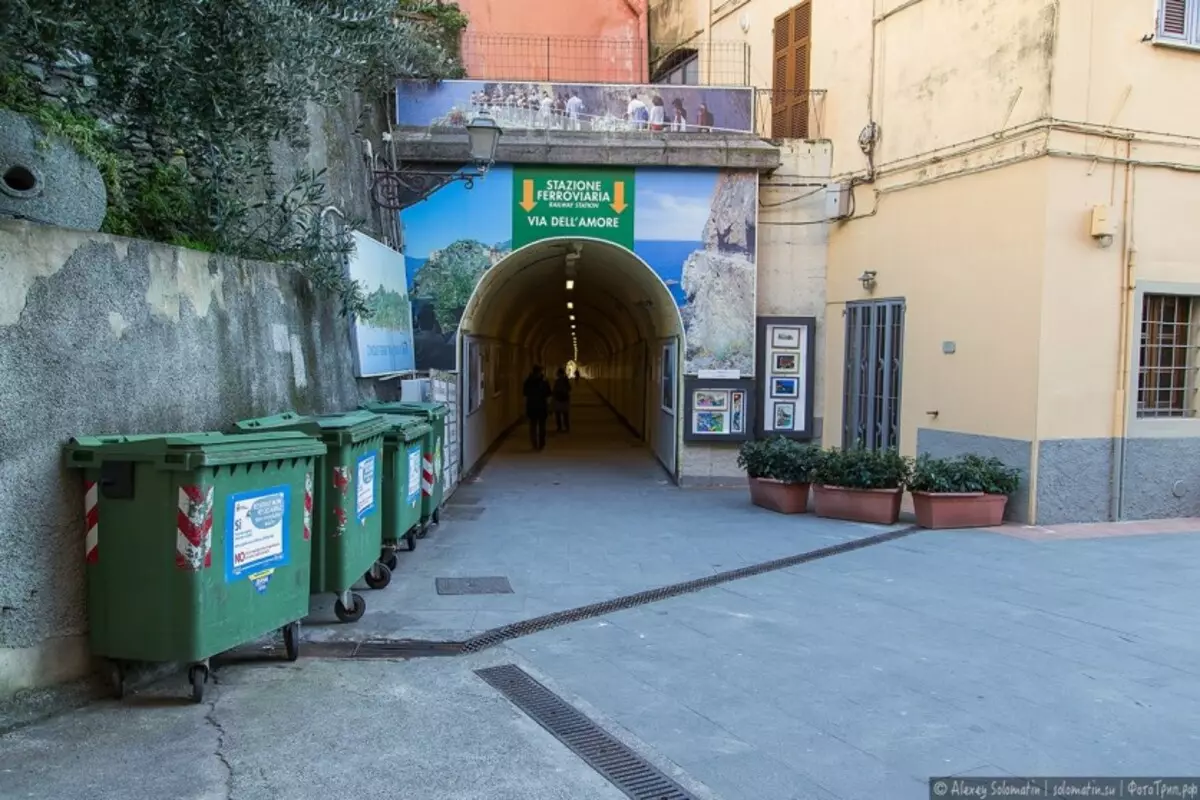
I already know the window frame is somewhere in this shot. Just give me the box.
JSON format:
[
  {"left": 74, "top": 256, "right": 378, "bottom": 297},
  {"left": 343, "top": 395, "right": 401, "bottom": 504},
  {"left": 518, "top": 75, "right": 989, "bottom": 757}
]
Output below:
[
  {"left": 1128, "top": 282, "right": 1200, "bottom": 438},
  {"left": 1156, "top": 0, "right": 1200, "bottom": 49}
]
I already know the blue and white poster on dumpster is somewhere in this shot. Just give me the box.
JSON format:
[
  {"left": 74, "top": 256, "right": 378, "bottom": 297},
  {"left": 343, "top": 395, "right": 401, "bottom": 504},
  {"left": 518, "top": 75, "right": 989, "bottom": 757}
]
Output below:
[
  {"left": 407, "top": 444, "right": 422, "bottom": 506},
  {"left": 226, "top": 485, "right": 291, "bottom": 584}
]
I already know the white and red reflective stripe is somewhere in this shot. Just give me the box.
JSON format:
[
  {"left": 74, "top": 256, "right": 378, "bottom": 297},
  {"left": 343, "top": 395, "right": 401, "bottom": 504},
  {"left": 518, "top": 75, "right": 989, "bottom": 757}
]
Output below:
[
  {"left": 176, "top": 485, "right": 214, "bottom": 570},
  {"left": 83, "top": 480, "right": 99, "bottom": 564},
  {"left": 421, "top": 454, "right": 435, "bottom": 496},
  {"left": 303, "top": 471, "right": 313, "bottom": 541}
]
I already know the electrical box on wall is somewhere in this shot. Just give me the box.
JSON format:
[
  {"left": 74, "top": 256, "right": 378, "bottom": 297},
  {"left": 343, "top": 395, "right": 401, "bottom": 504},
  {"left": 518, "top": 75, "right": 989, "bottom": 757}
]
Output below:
[
  {"left": 1090, "top": 204, "right": 1114, "bottom": 237},
  {"left": 825, "top": 183, "right": 851, "bottom": 220}
]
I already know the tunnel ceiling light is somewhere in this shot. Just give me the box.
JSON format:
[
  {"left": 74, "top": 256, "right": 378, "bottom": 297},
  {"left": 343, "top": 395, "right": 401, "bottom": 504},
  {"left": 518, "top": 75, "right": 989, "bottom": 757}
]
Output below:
[
  {"left": 566, "top": 280, "right": 574, "bottom": 290},
  {"left": 566, "top": 301, "right": 574, "bottom": 309},
  {"left": 569, "top": 314, "right": 575, "bottom": 320}
]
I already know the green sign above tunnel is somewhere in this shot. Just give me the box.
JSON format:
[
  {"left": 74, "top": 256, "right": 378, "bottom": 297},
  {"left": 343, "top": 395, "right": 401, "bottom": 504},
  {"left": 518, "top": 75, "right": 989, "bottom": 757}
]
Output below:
[{"left": 511, "top": 166, "right": 635, "bottom": 250}]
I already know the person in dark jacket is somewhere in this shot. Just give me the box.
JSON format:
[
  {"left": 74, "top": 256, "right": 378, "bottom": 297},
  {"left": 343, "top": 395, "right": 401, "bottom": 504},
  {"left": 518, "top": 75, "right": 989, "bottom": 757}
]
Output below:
[
  {"left": 552, "top": 367, "right": 572, "bottom": 433},
  {"left": 523, "top": 365, "right": 552, "bottom": 451}
]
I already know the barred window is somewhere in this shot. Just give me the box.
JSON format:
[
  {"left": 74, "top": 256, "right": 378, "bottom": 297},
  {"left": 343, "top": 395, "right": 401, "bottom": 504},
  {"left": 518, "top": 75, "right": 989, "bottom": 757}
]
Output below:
[{"left": 1137, "top": 294, "right": 1199, "bottom": 418}]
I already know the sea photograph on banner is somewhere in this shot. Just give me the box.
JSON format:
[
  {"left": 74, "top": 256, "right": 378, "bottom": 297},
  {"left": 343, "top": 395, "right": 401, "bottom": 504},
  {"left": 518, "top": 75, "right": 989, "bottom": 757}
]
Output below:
[
  {"left": 347, "top": 232, "right": 416, "bottom": 377},
  {"left": 396, "top": 80, "right": 754, "bottom": 134},
  {"left": 399, "top": 165, "right": 758, "bottom": 375}
]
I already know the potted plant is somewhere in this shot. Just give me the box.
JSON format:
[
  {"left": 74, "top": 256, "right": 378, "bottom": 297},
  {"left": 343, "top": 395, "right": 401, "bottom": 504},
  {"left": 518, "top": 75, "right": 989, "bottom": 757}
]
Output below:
[
  {"left": 811, "top": 447, "right": 911, "bottom": 524},
  {"left": 909, "top": 454, "right": 1020, "bottom": 529},
  {"left": 737, "top": 437, "right": 824, "bottom": 514}
]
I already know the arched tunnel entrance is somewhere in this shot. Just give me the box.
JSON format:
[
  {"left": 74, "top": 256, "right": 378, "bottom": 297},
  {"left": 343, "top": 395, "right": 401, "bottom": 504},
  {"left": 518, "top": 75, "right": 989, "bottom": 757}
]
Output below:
[{"left": 457, "top": 237, "right": 683, "bottom": 477}]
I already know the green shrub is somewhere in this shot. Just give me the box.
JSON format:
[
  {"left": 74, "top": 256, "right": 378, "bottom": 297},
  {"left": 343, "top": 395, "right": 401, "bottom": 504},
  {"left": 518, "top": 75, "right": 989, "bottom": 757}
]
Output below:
[
  {"left": 737, "top": 437, "right": 824, "bottom": 484},
  {"left": 813, "top": 447, "right": 911, "bottom": 490},
  {"left": 908, "top": 454, "right": 1021, "bottom": 495}
]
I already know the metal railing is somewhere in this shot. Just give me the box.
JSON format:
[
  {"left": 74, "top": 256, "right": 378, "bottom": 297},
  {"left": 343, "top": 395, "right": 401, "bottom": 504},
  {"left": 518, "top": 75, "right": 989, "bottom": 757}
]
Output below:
[
  {"left": 459, "top": 34, "right": 750, "bottom": 86},
  {"left": 753, "top": 89, "right": 827, "bottom": 140}
]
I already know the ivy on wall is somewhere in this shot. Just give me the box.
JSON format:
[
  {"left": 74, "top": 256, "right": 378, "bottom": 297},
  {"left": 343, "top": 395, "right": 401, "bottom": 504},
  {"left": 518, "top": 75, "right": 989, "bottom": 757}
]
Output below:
[{"left": 0, "top": 0, "right": 467, "bottom": 316}]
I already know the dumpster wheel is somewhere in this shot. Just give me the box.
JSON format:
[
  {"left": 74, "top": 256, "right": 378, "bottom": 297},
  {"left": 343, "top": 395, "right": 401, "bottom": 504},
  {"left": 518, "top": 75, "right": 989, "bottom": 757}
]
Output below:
[
  {"left": 108, "top": 662, "right": 127, "bottom": 699},
  {"left": 405, "top": 530, "right": 418, "bottom": 552},
  {"left": 188, "top": 664, "right": 209, "bottom": 703},
  {"left": 365, "top": 563, "right": 392, "bottom": 590},
  {"left": 334, "top": 592, "right": 366, "bottom": 623},
  {"left": 381, "top": 548, "right": 400, "bottom": 571},
  {"left": 283, "top": 621, "right": 301, "bottom": 662}
]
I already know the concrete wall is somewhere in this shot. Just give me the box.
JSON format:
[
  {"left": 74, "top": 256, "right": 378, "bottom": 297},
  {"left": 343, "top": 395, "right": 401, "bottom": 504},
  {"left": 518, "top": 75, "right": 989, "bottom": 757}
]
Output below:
[
  {"left": 0, "top": 221, "right": 371, "bottom": 709},
  {"left": 457, "top": 0, "right": 649, "bottom": 83},
  {"left": 460, "top": 336, "right": 528, "bottom": 474},
  {"left": 824, "top": 159, "right": 1050, "bottom": 520}
]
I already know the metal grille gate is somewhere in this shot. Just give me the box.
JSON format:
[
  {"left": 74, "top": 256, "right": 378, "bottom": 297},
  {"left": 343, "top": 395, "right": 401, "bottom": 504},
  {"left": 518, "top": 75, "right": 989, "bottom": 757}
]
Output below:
[{"left": 843, "top": 299, "right": 905, "bottom": 450}]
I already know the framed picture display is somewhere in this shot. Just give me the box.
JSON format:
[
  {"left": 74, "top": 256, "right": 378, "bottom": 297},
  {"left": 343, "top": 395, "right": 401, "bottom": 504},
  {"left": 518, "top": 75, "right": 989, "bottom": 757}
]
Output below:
[
  {"left": 683, "top": 378, "right": 755, "bottom": 442},
  {"left": 772, "top": 327, "right": 802, "bottom": 349},
  {"left": 756, "top": 316, "right": 816, "bottom": 439}
]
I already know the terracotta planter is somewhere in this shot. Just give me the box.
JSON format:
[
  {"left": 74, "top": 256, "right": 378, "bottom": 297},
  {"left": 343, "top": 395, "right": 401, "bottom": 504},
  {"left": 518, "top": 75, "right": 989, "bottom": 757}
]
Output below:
[
  {"left": 748, "top": 478, "right": 811, "bottom": 514},
  {"left": 912, "top": 491, "right": 1007, "bottom": 529},
  {"left": 812, "top": 485, "right": 903, "bottom": 524}
]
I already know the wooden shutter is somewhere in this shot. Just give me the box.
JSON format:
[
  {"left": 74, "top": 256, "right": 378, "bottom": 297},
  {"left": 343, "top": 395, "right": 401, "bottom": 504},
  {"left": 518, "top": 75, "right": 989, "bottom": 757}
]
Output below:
[
  {"left": 1160, "top": 0, "right": 1191, "bottom": 41},
  {"left": 771, "top": 2, "right": 812, "bottom": 139}
]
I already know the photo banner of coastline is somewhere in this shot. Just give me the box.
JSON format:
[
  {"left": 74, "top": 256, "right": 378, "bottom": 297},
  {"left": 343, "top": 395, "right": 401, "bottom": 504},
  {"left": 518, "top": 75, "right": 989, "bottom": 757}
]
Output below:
[
  {"left": 400, "top": 164, "right": 758, "bottom": 376},
  {"left": 395, "top": 80, "right": 755, "bottom": 134}
]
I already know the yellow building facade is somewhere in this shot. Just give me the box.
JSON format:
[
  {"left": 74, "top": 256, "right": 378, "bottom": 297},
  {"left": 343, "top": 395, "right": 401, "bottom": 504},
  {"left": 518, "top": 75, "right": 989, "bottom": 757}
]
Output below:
[{"left": 651, "top": 0, "right": 1200, "bottom": 522}]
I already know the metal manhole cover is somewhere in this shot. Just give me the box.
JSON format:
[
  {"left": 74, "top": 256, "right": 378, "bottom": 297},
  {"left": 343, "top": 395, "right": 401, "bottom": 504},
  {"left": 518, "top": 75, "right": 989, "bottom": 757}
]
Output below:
[
  {"left": 442, "top": 506, "right": 485, "bottom": 520},
  {"left": 436, "top": 576, "right": 513, "bottom": 595},
  {"left": 476, "top": 665, "right": 697, "bottom": 800}
]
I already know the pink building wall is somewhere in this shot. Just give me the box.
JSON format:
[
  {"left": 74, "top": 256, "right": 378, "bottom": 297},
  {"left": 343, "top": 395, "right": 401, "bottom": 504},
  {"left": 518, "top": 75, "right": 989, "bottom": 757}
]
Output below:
[{"left": 456, "top": 0, "right": 648, "bottom": 83}]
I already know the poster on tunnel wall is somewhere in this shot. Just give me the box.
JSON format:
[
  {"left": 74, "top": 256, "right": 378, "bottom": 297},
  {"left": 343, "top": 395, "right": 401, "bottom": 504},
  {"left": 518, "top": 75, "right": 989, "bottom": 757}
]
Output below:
[{"left": 399, "top": 164, "right": 758, "bottom": 377}]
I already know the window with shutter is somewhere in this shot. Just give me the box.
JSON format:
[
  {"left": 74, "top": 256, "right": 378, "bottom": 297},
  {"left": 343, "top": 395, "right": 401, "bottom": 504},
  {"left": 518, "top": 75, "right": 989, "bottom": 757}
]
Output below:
[
  {"left": 770, "top": 1, "right": 812, "bottom": 139},
  {"left": 1158, "top": 0, "right": 1200, "bottom": 46}
]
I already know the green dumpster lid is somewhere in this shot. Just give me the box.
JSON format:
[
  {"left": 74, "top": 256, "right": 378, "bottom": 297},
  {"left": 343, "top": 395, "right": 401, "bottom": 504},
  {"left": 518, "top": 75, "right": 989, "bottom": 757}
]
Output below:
[
  {"left": 234, "top": 410, "right": 390, "bottom": 446},
  {"left": 64, "top": 430, "right": 326, "bottom": 470},
  {"left": 361, "top": 401, "right": 446, "bottom": 420},
  {"left": 378, "top": 414, "right": 432, "bottom": 442}
]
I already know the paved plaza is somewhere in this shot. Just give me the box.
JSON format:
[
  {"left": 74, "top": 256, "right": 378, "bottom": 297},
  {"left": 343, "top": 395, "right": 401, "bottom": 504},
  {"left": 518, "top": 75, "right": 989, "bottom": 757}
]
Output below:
[{"left": 2, "top": 390, "right": 1198, "bottom": 799}]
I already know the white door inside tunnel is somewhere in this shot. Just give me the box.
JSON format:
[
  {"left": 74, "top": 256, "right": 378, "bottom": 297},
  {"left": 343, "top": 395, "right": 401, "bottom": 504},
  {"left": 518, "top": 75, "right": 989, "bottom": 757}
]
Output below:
[
  {"left": 455, "top": 236, "right": 685, "bottom": 478},
  {"left": 652, "top": 337, "right": 679, "bottom": 475}
]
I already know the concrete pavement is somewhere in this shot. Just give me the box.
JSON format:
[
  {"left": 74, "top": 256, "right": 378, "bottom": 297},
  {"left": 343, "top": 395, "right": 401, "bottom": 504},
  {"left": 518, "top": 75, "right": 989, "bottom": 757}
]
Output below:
[{"left": 2, "top": 385, "right": 1199, "bottom": 800}]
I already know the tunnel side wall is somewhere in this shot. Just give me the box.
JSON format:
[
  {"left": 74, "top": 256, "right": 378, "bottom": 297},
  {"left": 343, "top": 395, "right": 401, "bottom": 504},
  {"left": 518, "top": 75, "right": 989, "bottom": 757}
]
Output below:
[{"left": 460, "top": 335, "right": 530, "bottom": 473}]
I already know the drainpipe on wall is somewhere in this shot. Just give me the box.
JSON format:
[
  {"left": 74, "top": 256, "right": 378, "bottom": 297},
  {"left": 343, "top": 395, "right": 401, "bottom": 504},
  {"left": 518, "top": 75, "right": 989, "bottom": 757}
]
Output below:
[{"left": 1109, "top": 140, "right": 1138, "bottom": 522}]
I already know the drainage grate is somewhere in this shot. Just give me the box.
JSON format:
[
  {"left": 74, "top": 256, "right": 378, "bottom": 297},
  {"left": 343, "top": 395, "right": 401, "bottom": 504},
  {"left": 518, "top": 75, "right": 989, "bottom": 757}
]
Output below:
[
  {"left": 476, "top": 665, "right": 697, "bottom": 800},
  {"left": 442, "top": 506, "right": 486, "bottom": 520},
  {"left": 436, "top": 576, "right": 514, "bottom": 595}
]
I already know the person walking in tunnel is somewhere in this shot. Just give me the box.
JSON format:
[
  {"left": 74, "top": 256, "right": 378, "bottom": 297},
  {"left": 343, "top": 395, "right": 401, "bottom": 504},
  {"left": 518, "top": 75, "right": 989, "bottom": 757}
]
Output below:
[
  {"left": 523, "top": 365, "right": 551, "bottom": 451},
  {"left": 552, "top": 367, "right": 572, "bottom": 433}
]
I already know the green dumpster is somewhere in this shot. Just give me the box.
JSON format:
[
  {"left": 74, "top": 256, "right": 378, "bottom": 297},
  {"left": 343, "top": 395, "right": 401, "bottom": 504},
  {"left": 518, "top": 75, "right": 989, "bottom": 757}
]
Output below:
[
  {"left": 234, "top": 411, "right": 389, "bottom": 623},
  {"left": 377, "top": 415, "right": 432, "bottom": 569},
  {"left": 64, "top": 431, "right": 327, "bottom": 703},
  {"left": 361, "top": 401, "right": 447, "bottom": 534}
]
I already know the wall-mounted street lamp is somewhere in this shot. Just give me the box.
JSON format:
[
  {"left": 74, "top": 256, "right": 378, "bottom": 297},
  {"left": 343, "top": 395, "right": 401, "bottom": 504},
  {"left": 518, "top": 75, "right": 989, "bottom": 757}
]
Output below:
[{"left": 371, "top": 112, "right": 503, "bottom": 211}]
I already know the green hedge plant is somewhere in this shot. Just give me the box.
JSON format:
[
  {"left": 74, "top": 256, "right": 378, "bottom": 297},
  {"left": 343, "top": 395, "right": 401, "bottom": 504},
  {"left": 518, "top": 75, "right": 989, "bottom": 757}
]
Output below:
[
  {"left": 737, "top": 437, "right": 824, "bottom": 484},
  {"left": 908, "top": 454, "right": 1020, "bottom": 496},
  {"left": 812, "top": 447, "right": 911, "bottom": 490}
]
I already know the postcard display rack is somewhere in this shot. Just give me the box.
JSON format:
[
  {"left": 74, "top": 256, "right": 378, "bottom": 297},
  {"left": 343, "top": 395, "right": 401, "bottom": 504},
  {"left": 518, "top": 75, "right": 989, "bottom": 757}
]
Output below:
[
  {"left": 755, "top": 316, "right": 816, "bottom": 439},
  {"left": 682, "top": 377, "right": 756, "bottom": 443}
]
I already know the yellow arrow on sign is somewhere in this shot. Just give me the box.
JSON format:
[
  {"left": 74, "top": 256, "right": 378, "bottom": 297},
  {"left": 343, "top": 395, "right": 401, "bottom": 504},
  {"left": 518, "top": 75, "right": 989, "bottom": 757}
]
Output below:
[
  {"left": 611, "top": 181, "right": 628, "bottom": 214},
  {"left": 519, "top": 179, "right": 537, "bottom": 212}
]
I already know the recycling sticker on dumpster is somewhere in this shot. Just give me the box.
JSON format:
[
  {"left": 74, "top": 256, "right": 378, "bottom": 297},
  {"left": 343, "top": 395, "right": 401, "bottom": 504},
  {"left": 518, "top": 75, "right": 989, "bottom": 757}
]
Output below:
[
  {"left": 407, "top": 445, "right": 422, "bottom": 506},
  {"left": 226, "top": 485, "right": 290, "bottom": 583},
  {"left": 357, "top": 451, "right": 377, "bottom": 521}
]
